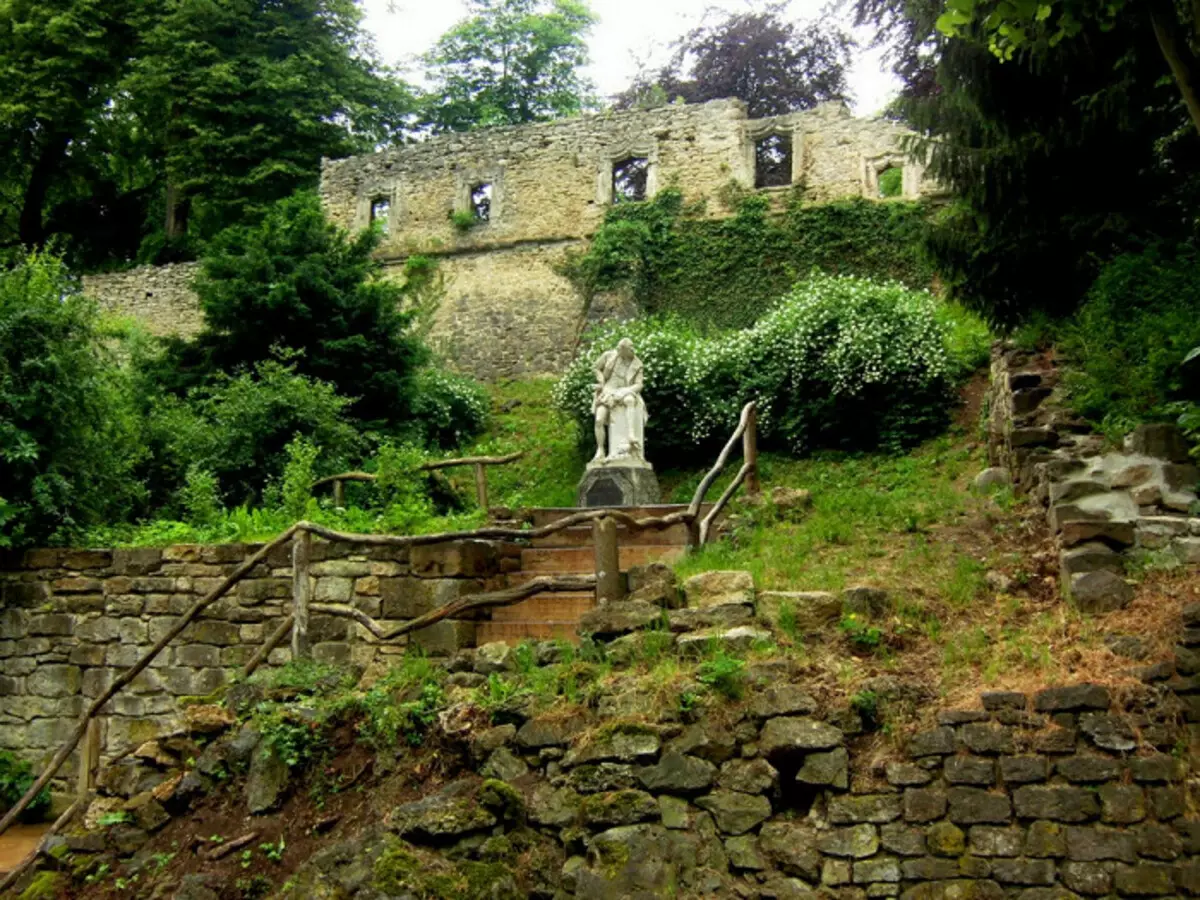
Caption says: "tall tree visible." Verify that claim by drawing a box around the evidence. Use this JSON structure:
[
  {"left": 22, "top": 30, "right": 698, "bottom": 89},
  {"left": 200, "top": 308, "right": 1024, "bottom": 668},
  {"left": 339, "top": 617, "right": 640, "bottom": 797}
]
[
  {"left": 420, "top": 0, "right": 597, "bottom": 132},
  {"left": 934, "top": 0, "right": 1200, "bottom": 137},
  {"left": 616, "top": 6, "right": 853, "bottom": 117},
  {"left": 0, "top": 0, "right": 148, "bottom": 250},
  {"left": 126, "top": 0, "right": 413, "bottom": 249}
]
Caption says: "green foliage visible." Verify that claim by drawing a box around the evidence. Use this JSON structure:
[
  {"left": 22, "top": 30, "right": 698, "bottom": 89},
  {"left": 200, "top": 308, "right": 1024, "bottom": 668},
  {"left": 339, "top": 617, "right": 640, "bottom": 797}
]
[
  {"left": 696, "top": 647, "right": 746, "bottom": 700},
  {"left": 1058, "top": 247, "right": 1200, "bottom": 439},
  {"left": 0, "top": 750, "right": 50, "bottom": 823},
  {"left": 0, "top": 251, "right": 145, "bottom": 546},
  {"left": 564, "top": 190, "right": 937, "bottom": 329},
  {"left": 420, "top": 0, "right": 597, "bottom": 133},
  {"left": 281, "top": 438, "right": 320, "bottom": 521},
  {"left": 556, "top": 273, "right": 969, "bottom": 463},
  {"left": 450, "top": 210, "right": 478, "bottom": 232},
  {"left": 407, "top": 368, "right": 490, "bottom": 450},
  {"left": 178, "top": 465, "right": 222, "bottom": 527},
  {"left": 158, "top": 192, "right": 431, "bottom": 428},
  {"left": 354, "top": 658, "right": 446, "bottom": 750},
  {"left": 878, "top": 166, "right": 903, "bottom": 198},
  {"left": 839, "top": 612, "right": 883, "bottom": 650}
]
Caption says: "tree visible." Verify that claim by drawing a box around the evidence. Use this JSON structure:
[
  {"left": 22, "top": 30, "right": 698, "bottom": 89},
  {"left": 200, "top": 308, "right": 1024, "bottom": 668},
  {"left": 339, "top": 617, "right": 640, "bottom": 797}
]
[
  {"left": 0, "top": 0, "right": 148, "bottom": 250},
  {"left": 854, "top": 0, "right": 1200, "bottom": 325},
  {"left": 420, "top": 0, "right": 597, "bottom": 132},
  {"left": 615, "top": 6, "right": 852, "bottom": 117},
  {"left": 0, "top": 253, "right": 145, "bottom": 546},
  {"left": 126, "top": 0, "right": 413, "bottom": 248},
  {"left": 935, "top": 0, "right": 1200, "bottom": 137},
  {"left": 156, "top": 192, "right": 429, "bottom": 427}
]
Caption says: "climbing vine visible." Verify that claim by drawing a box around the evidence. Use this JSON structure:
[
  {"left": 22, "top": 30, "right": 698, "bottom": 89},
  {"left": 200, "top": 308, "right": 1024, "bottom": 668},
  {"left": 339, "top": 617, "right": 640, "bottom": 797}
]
[{"left": 563, "top": 189, "right": 937, "bottom": 329}]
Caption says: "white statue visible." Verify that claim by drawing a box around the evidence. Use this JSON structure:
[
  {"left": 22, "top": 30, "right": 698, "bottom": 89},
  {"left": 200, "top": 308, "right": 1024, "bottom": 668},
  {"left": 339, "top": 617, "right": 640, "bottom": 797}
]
[{"left": 590, "top": 338, "right": 649, "bottom": 467}]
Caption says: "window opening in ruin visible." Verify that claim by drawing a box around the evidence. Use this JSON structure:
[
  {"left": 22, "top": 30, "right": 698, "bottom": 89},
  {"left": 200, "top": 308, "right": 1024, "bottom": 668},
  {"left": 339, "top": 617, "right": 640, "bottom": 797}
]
[
  {"left": 878, "top": 165, "right": 903, "bottom": 198},
  {"left": 370, "top": 196, "right": 391, "bottom": 234},
  {"left": 471, "top": 183, "right": 493, "bottom": 222},
  {"left": 754, "top": 133, "right": 792, "bottom": 188},
  {"left": 612, "top": 156, "right": 650, "bottom": 203}
]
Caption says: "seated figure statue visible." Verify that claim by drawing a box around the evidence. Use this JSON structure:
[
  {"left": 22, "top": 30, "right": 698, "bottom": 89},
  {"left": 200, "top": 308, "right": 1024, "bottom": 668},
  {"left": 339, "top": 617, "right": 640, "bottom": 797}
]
[{"left": 590, "top": 338, "right": 649, "bottom": 466}]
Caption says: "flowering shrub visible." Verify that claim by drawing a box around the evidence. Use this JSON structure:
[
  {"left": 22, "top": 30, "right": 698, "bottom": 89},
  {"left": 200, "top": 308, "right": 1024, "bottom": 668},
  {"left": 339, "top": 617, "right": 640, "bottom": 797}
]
[
  {"left": 554, "top": 274, "right": 964, "bottom": 462},
  {"left": 407, "top": 367, "right": 490, "bottom": 449}
]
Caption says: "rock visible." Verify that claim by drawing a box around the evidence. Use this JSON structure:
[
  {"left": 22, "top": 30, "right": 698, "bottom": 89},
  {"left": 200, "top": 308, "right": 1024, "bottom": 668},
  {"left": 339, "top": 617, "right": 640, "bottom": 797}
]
[
  {"left": 635, "top": 751, "right": 716, "bottom": 794},
  {"left": 1113, "top": 862, "right": 1176, "bottom": 896},
  {"left": 1060, "top": 519, "right": 1136, "bottom": 548},
  {"left": 946, "top": 787, "right": 1011, "bottom": 824},
  {"left": 1049, "top": 479, "right": 1109, "bottom": 505},
  {"left": 184, "top": 704, "right": 235, "bottom": 735},
  {"left": 568, "top": 763, "right": 636, "bottom": 794},
  {"left": 908, "top": 727, "right": 957, "bottom": 757},
  {"left": 990, "top": 858, "right": 1055, "bottom": 885},
  {"left": 759, "top": 717, "right": 843, "bottom": 758},
  {"left": 245, "top": 743, "right": 289, "bottom": 814},
  {"left": 667, "top": 604, "right": 753, "bottom": 632},
  {"left": 717, "top": 758, "right": 778, "bottom": 794},
  {"left": 658, "top": 795, "right": 689, "bottom": 829},
  {"left": 926, "top": 821, "right": 966, "bottom": 856},
  {"left": 574, "top": 824, "right": 681, "bottom": 899},
  {"left": 528, "top": 784, "right": 581, "bottom": 827},
  {"left": 998, "top": 755, "right": 1049, "bottom": 784},
  {"left": 174, "top": 875, "right": 220, "bottom": 900},
  {"left": 676, "top": 625, "right": 769, "bottom": 655},
  {"left": 1097, "top": 784, "right": 1145, "bottom": 824},
  {"left": 724, "top": 833, "right": 766, "bottom": 870},
  {"left": 579, "top": 789, "right": 659, "bottom": 827},
  {"left": 1033, "top": 683, "right": 1110, "bottom": 712},
  {"left": 626, "top": 563, "right": 682, "bottom": 609},
  {"left": 390, "top": 780, "right": 498, "bottom": 839},
  {"left": 1060, "top": 541, "right": 1123, "bottom": 578},
  {"left": 1055, "top": 754, "right": 1121, "bottom": 783},
  {"left": 842, "top": 586, "right": 890, "bottom": 617},
  {"left": 757, "top": 590, "right": 841, "bottom": 632},
  {"left": 968, "top": 825, "right": 1023, "bottom": 857},
  {"left": 481, "top": 747, "right": 529, "bottom": 782},
  {"left": 854, "top": 856, "right": 902, "bottom": 883},
  {"left": 1111, "top": 462, "right": 1157, "bottom": 488},
  {"left": 818, "top": 824, "right": 880, "bottom": 858},
  {"left": 770, "top": 486, "right": 814, "bottom": 516},
  {"left": 1104, "top": 633, "right": 1147, "bottom": 659},
  {"left": 959, "top": 723, "right": 1015, "bottom": 755},
  {"left": 758, "top": 822, "right": 821, "bottom": 880},
  {"left": 1129, "top": 753, "right": 1185, "bottom": 783},
  {"left": 577, "top": 600, "right": 663, "bottom": 638},
  {"left": 747, "top": 683, "right": 818, "bottom": 719},
  {"left": 565, "top": 726, "right": 660, "bottom": 766},
  {"left": 829, "top": 794, "right": 903, "bottom": 824},
  {"left": 517, "top": 715, "right": 580, "bottom": 749},
  {"left": 1024, "top": 820, "right": 1066, "bottom": 858},
  {"left": 795, "top": 746, "right": 849, "bottom": 789},
  {"left": 881, "top": 822, "right": 927, "bottom": 856},
  {"left": 984, "top": 570, "right": 1012, "bottom": 593},
  {"left": 694, "top": 790, "right": 772, "bottom": 835},
  {"left": 981, "top": 691, "right": 1026, "bottom": 710},
  {"left": 683, "top": 570, "right": 755, "bottom": 608},
  {"left": 886, "top": 763, "right": 933, "bottom": 787},
  {"left": 973, "top": 468, "right": 1012, "bottom": 492},
  {"left": 1012, "top": 785, "right": 1100, "bottom": 822},
  {"left": 473, "top": 641, "right": 514, "bottom": 674},
  {"left": 1126, "top": 423, "right": 1191, "bottom": 463},
  {"left": 1067, "top": 570, "right": 1133, "bottom": 613},
  {"left": 670, "top": 721, "right": 737, "bottom": 763},
  {"left": 1078, "top": 711, "right": 1136, "bottom": 751},
  {"left": 944, "top": 756, "right": 995, "bottom": 786}
]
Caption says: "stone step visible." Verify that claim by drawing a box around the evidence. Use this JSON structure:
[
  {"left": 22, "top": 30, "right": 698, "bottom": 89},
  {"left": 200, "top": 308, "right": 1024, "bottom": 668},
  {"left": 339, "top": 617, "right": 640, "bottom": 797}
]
[
  {"left": 528, "top": 521, "right": 693, "bottom": 549},
  {"left": 518, "top": 545, "right": 687, "bottom": 575}
]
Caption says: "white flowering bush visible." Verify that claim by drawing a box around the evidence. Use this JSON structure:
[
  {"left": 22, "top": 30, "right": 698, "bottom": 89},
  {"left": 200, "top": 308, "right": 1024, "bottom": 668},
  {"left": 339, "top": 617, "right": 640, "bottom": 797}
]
[
  {"left": 555, "top": 273, "right": 964, "bottom": 462},
  {"left": 408, "top": 367, "right": 490, "bottom": 448}
]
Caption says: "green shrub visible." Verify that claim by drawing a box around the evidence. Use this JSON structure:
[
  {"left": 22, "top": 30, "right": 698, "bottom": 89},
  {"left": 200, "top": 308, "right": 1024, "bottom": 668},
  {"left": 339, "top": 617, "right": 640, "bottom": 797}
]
[
  {"left": 554, "top": 273, "right": 962, "bottom": 463},
  {"left": 696, "top": 648, "right": 746, "bottom": 700},
  {"left": 406, "top": 368, "right": 489, "bottom": 449},
  {"left": 0, "top": 751, "right": 51, "bottom": 823},
  {"left": 0, "top": 252, "right": 146, "bottom": 547},
  {"left": 564, "top": 190, "right": 936, "bottom": 329},
  {"left": 1059, "top": 246, "right": 1200, "bottom": 440}
]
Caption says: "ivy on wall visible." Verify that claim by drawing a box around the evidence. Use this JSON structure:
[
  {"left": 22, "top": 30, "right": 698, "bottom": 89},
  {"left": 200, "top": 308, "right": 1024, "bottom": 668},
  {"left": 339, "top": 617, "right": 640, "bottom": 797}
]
[{"left": 564, "top": 188, "right": 936, "bottom": 329}]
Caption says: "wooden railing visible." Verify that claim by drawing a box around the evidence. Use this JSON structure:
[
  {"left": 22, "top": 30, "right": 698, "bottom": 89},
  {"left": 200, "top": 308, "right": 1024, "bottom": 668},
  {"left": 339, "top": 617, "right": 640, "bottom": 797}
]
[
  {"left": 311, "top": 451, "right": 524, "bottom": 510},
  {"left": 0, "top": 403, "right": 759, "bottom": 874}
]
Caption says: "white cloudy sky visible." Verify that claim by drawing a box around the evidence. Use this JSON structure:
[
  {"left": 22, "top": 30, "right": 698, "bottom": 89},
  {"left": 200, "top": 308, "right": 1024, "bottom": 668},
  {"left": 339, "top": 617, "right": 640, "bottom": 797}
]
[{"left": 361, "top": 0, "right": 901, "bottom": 117}]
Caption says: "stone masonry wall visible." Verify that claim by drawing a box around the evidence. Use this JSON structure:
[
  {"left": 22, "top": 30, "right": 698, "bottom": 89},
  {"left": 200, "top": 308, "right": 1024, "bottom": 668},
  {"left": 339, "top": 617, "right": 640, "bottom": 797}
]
[
  {"left": 81, "top": 262, "right": 203, "bottom": 339},
  {"left": 985, "top": 342, "right": 1200, "bottom": 613},
  {"left": 0, "top": 538, "right": 519, "bottom": 790},
  {"left": 80, "top": 101, "right": 936, "bottom": 380}
]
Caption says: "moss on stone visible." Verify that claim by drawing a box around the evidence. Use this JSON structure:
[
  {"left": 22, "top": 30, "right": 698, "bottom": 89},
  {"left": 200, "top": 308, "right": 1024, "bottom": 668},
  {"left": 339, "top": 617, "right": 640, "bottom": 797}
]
[
  {"left": 478, "top": 779, "right": 525, "bottom": 822},
  {"left": 19, "top": 871, "right": 63, "bottom": 900}
]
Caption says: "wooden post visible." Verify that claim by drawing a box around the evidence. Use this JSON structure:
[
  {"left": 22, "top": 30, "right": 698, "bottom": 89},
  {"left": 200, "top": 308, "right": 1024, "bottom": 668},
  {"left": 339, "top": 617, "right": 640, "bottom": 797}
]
[
  {"left": 76, "top": 719, "right": 100, "bottom": 800},
  {"left": 593, "top": 516, "right": 623, "bottom": 605},
  {"left": 291, "top": 529, "right": 312, "bottom": 660},
  {"left": 743, "top": 404, "right": 761, "bottom": 497},
  {"left": 473, "top": 462, "right": 489, "bottom": 511},
  {"left": 333, "top": 478, "right": 345, "bottom": 508}
]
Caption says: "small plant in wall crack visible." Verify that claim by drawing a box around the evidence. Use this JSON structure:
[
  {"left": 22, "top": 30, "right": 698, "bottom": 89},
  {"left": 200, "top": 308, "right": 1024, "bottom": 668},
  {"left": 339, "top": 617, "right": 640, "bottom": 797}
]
[{"left": 450, "top": 210, "right": 477, "bottom": 233}]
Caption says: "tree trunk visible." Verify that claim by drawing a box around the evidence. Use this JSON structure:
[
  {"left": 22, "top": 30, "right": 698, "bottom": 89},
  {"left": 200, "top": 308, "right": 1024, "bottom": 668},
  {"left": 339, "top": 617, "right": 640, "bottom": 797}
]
[
  {"left": 1148, "top": 0, "right": 1200, "bottom": 138},
  {"left": 18, "top": 133, "right": 69, "bottom": 248},
  {"left": 164, "top": 179, "right": 190, "bottom": 240}
]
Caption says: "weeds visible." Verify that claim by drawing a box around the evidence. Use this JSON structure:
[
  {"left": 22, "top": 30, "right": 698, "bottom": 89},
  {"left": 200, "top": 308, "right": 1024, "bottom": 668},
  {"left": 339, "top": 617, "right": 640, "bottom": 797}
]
[{"left": 696, "top": 646, "right": 746, "bottom": 700}]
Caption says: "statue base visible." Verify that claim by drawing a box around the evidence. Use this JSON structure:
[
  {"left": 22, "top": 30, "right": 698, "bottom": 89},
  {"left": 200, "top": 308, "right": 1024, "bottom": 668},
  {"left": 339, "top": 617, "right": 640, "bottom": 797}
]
[{"left": 577, "top": 463, "right": 661, "bottom": 508}]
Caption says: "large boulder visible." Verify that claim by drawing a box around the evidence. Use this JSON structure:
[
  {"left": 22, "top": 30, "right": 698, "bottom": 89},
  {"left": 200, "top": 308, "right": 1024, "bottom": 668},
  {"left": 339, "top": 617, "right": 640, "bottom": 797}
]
[
  {"left": 245, "top": 743, "right": 290, "bottom": 814},
  {"left": 390, "top": 780, "right": 499, "bottom": 840},
  {"left": 683, "top": 571, "right": 754, "bottom": 609},
  {"left": 757, "top": 591, "right": 841, "bottom": 632},
  {"left": 578, "top": 600, "right": 663, "bottom": 638}
]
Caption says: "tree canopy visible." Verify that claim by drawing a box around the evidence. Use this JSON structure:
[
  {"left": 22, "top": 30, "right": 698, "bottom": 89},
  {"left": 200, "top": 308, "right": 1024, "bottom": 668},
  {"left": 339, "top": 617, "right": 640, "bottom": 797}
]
[
  {"left": 616, "top": 6, "right": 852, "bottom": 117},
  {"left": 419, "top": 0, "right": 597, "bottom": 132}
]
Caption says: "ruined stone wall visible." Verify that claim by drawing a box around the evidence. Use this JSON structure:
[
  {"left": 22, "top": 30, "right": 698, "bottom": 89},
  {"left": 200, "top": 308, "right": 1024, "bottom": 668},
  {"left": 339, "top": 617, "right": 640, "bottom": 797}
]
[
  {"left": 81, "top": 263, "right": 204, "bottom": 338},
  {"left": 0, "top": 538, "right": 518, "bottom": 790}
]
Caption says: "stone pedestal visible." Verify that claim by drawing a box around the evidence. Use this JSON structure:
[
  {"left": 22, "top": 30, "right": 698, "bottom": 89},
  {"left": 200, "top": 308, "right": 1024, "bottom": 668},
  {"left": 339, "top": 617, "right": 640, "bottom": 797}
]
[{"left": 577, "top": 464, "right": 661, "bottom": 508}]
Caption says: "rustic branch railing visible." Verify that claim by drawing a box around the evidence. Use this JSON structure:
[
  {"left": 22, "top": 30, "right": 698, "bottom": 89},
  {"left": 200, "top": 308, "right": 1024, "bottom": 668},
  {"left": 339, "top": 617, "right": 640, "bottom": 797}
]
[
  {"left": 311, "top": 451, "right": 524, "bottom": 509},
  {"left": 0, "top": 404, "right": 759, "bottom": 852}
]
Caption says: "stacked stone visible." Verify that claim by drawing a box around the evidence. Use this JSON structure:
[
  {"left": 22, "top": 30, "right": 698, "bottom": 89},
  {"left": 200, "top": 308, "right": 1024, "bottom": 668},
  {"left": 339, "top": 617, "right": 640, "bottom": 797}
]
[
  {"left": 0, "top": 537, "right": 518, "bottom": 789},
  {"left": 81, "top": 262, "right": 204, "bottom": 339},
  {"left": 986, "top": 342, "right": 1200, "bottom": 613}
]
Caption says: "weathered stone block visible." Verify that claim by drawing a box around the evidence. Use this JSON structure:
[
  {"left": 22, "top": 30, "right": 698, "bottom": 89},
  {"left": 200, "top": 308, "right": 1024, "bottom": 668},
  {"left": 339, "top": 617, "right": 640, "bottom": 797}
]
[
  {"left": 888, "top": 762, "right": 933, "bottom": 787},
  {"left": 1098, "top": 784, "right": 1145, "bottom": 824},
  {"left": 1000, "top": 755, "right": 1049, "bottom": 784},
  {"left": 909, "top": 727, "right": 957, "bottom": 757},
  {"left": 1024, "top": 821, "right": 1066, "bottom": 858},
  {"left": 945, "top": 756, "right": 995, "bottom": 786},
  {"left": 1059, "top": 860, "right": 1111, "bottom": 895},
  {"left": 1129, "top": 753, "right": 1184, "bottom": 783},
  {"left": 759, "top": 821, "right": 820, "bottom": 880},
  {"left": 881, "top": 822, "right": 926, "bottom": 856},
  {"left": 969, "top": 826, "right": 1023, "bottom": 857},
  {"left": 946, "top": 787, "right": 1011, "bottom": 824},
  {"left": 1113, "top": 862, "right": 1176, "bottom": 896},
  {"left": 1066, "top": 825, "right": 1136, "bottom": 862},
  {"left": 759, "top": 716, "right": 843, "bottom": 756},
  {"left": 796, "top": 746, "right": 848, "bottom": 789},
  {"left": 1013, "top": 785, "right": 1099, "bottom": 822},
  {"left": 989, "top": 858, "right": 1054, "bottom": 885},
  {"left": 694, "top": 789, "right": 771, "bottom": 835},
  {"left": 410, "top": 540, "right": 498, "bottom": 577},
  {"left": 410, "top": 619, "right": 476, "bottom": 655},
  {"left": 829, "top": 794, "right": 903, "bottom": 824},
  {"left": 1134, "top": 822, "right": 1182, "bottom": 861},
  {"left": 27, "top": 664, "right": 81, "bottom": 697},
  {"left": 927, "top": 821, "right": 966, "bottom": 856},
  {"left": 897, "top": 879, "right": 1003, "bottom": 900},
  {"left": 818, "top": 824, "right": 880, "bottom": 858},
  {"left": 1056, "top": 754, "right": 1121, "bottom": 783},
  {"left": 904, "top": 789, "right": 948, "bottom": 823},
  {"left": 854, "top": 856, "right": 901, "bottom": 884},
  {"left": 27, "top": 614, "right": 74, "bottom": 636}
]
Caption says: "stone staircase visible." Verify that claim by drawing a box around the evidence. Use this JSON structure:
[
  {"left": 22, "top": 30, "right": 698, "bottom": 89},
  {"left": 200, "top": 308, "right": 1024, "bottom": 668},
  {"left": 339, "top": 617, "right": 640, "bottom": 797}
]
[{"left": 475, "top": 505, "right": 700, "bottom": 644}]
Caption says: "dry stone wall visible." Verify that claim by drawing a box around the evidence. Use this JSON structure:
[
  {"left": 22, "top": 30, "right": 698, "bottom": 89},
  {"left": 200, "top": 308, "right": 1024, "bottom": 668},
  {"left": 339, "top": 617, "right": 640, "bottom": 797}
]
[
  {"left": 985, "top": 342, "right": 1200, "bottom": 613},
  {"left": 0, "top": 537, "right": 519, "bottom": 789},
  {"left": 80, "top": 263, "right": 203, "bottom": 338}
]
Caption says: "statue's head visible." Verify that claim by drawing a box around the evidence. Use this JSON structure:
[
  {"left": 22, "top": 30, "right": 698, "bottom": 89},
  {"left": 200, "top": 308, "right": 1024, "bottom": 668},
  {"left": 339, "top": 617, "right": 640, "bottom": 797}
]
[{"left": 617, "top": 338, "right": 635, "bottom": 361}]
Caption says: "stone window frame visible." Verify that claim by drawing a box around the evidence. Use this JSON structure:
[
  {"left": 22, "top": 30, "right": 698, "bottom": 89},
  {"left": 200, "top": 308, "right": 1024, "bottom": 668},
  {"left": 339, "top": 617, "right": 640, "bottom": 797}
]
[
  {"left": 863, "top": 154, "right": 910, "bottom": 200},
  {"left": 357, "top": 185, "right": 400, "bottom": 233},
  {"left": 744, "top": 119, "right": 804, "bottom": 191},
  {"left": 596, "top": 141, "right": 659, "bottom": 206},
  {"left": 454, "top": 168, "right": 505, "bottom": 226}
]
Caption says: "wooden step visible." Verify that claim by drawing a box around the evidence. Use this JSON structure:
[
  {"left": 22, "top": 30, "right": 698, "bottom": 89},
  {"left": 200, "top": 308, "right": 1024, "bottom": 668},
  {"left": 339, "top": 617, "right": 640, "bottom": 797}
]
[
  {"left": 519, "top": 545, "right": 686, "bottom": 574},
  {"left": 476, "top": 621, "right": 580, "bottom": 644},
  {"left": 487, "top": 591, "right": 594, "bottom": 623},
  {"left": 528, "top": 521, "right": 693, "bottom": 549}
]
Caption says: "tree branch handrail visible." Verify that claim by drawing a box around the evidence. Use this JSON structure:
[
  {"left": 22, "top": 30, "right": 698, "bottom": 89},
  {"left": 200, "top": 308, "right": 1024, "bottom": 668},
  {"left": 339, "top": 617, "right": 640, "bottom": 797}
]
[{"left": 310, "top": 452, "right": 524, "bottom": 490}]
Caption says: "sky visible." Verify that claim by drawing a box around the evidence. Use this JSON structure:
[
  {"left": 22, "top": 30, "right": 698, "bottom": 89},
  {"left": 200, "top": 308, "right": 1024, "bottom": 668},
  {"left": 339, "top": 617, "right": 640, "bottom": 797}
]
[{"left": 360, "top": 0, "right": 902, "bottom": 117}]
